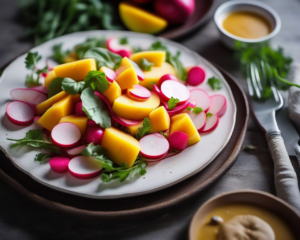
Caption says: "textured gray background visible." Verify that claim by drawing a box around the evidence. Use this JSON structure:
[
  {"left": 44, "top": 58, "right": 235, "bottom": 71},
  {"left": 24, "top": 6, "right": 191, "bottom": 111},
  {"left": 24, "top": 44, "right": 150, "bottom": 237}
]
[{"left": 0, "top": 0, "right": 300, "bottom": 239}]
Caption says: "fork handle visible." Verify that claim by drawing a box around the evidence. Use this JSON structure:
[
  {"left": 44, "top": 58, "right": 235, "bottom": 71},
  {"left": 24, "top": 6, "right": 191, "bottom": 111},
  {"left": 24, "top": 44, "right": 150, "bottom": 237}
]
[{"left": 268, "top": 133, "right": 300, "bottom": 212}]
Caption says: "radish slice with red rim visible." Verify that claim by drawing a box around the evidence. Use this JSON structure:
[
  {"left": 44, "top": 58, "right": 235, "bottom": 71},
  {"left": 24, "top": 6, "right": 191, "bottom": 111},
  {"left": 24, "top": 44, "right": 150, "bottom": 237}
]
[
  {"left": 51, "top": 122, "right": 81, "bottom": 148},
  {"left": 209, "top": 95, "right": 227, "bottom": 117},
  {"left": 32, "top": 85, "right": 48, "bottom": 95},
  {"left": 167, "top": 101, "right": 190, "bottom": 116},
  {"left": 160, "top": 80, "right": 190, "bottom": 104},
  {"left": 199, "top": 114, "right": 219, "bottom": 133},
  {"left": 189, "top": 88, "right": 211, "bottom": 112},
  {"left": 10, "top": 88, "right": 47, "bottom": 105},
  {"left": 186, "top": 111, "right": 206, "bottom": 132},
  {"left": 106, "top": 37, "right": 132, "bottom": 58},
  {"left": 65, "top": 145, "right": 86, "bottom": 157},
  {"left": 101, "top": 66, "right": 117, "bottom": 83},
  {"left": 187, "top": 66, "right": 206, "bottom": 86},
  {"left": 6, "top": 101, "right": 35, "bottom": 126},
  {"left": 49, "top": 157, "right": 70, "bottom": 173},
  {"left": 139, "top": 133, "right": 169, "bottom": 159},
  {"left": 127, "top": 84, "right": 151, "bottom": 101},
  {"left": 68, "top": 156, "right": 103, "bottom": 179},
  {"left": 158, "top": 74, "right": 179, "bottom": 88}
]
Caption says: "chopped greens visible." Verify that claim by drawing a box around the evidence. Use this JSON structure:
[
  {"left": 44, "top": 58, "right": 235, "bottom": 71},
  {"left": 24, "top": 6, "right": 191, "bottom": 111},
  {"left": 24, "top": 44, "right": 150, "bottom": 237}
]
[
  {"left": 167, "top": 97, "right": 179, "bottom": 110},
  {"left": 193, "top": 107, "right": 203, "bottom": 114},
  {"left": 81, "top": 143, "right": 106, "bottom": 157},
  {"left": 139, "top": 58, "right": 154, "bottom": 71},
  {"left": 135, "top": 118, "right": 152, "bottom": 140},
  {"left": 119, "top": 37, "right": 128, "bottom": 45},
  {"left": 84, "top": 70, "right": 109, "bottom": 93},
  {"left": 61, "top": 78, "right": 85, "bottom": 95},
  {"left": 186, "top": 106, "right": 192, "bottom": 111},
  {"left": 206, "top": 112, "right": 213, "bottom": 119},
  {"left": 208, "top": 77, "right": 222, "bottom": 90}
]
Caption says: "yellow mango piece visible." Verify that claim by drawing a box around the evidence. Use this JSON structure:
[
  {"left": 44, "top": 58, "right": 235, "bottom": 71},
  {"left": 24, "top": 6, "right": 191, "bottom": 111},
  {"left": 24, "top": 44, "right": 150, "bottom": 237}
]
[
  {"left": 113, "top": 92, "right": 160, "bottom": 120},
  {"left": 102, "top": 81, "right": 122, "bottom": 105},
  {"left": 170, "top": 113, "right": 201, "bottom": 146},
  {"left": 101, "top": 127, "right": 140, "bottom": 167},
  {"left": 119, "top": 3, "right": 167, "bottom": 34},
  {"left": 44, "top": 70, "right": 57, "bottom": 89},
  {"left": 116, "top": 67, "right": 139, "bottom": 90},
  {"left": 115, "top": 57, "right": 133, "bottom": 75},
  {"left": 53, "top": 58, "right": 96, "bottom": 81},
  {"left": 38, "top": 95, "right": 75, "bottom": 131},
  {"left": 59, "top": 115, "right": 88, "bottom": 135},
  {"left": 126, "top": 121, "right": 143, "bottom": 136},
  {"left": 130, "top": 51, "right": 166, "bottom": 67},
  {"left": 149, "top": 106, "right": 170, "bottom": 133},
  {"left": 139, "top": 62, "right": 176, "bottom": 89},
  {"left": 36, "top": 91, "right": 69, "bottom": 116}
]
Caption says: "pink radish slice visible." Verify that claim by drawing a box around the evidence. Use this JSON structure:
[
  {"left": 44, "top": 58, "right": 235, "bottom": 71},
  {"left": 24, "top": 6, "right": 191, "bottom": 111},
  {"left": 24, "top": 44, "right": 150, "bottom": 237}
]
[
  {"left": 186, "top": 111, "right": 206, "bottom": 132},
  {"left": 161, "top": 80, "right": 190, "bottom": 104},
  {"left": 189, "top": 88, "right": 211, "bottom": 112},
  {"left": 106, "top": 37, "right": 132, "bottom": 58},
  {"left": 6, "top": 101, "right": 35, "bottom": 126},
  {"left": 128, "top": 84, "right": 151, "bottom": 100},
  {"left": 168, "top": 131, "right": 189, "bottom": 151},
  {"left": 139, "top": 133, "right": 170, "bottom": 159},
  {"left": 189, "top": 101, "right": 196, "bottom": 108},
  {"left": 167, "top": 101, "right": 190, "bottom": 116},
  {"left": 118, "top": 49, "right": 131, "bottom": 58},
  {"left": 68, "top": 156, "right": 103, "bottom": 179},
  {"left": 199, "top": 114, "right": 219, "bottom": 133},
  {"left": 49, "top": 157, "right": 70, "bottom": 173},
  {"left": 75, "top": 102, "right": 86, "bottom": 116},
  {"left": 34, "top": 116, "right": 43, "bottom": 128},
  {"left": 85, "top": 126, "right": 104, "bottom": 145},
  {"left": 209, "top": 95, "right": 227, "bottom": 117},
  {"left": 101, "top": 66, "right": 117, "bottom": 83},
  {"left": 51, "top": 122, "right": 81, "bottom": 148},
  {"left": 87, "top": 119, "right": 97, "bottom": 127},
  {"left": 153, "top": 85, "right": 169, "bottom": 109},
  {"left": 10, "top": 88, "right": 47, "bottom": 105},
  {"left": 65, "top": 145, "right": 86, "bottom": 157},
  {"left": 130, "top": 60, "right": 145, "bottom": 81},
  {"left": 32, "top": 85, "right": 48, "bottom": 94},
  {"left": 158, "top": 74, "right": 179, "bottom": 88},
  {"left": 187, "top": 66, "right": 206, "bottom": 86}
]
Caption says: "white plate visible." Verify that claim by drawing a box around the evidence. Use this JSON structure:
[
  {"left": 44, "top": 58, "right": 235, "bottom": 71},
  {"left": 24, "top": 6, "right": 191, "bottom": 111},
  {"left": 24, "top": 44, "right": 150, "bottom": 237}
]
[{"left": 0, "top": 31, "right": 236, "bottom": 199}]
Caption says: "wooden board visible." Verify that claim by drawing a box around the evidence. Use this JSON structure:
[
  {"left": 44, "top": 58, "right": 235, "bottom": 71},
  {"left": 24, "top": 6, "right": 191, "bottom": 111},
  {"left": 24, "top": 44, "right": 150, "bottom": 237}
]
[{"left": 0, "top": 65, "right": 248, "bottom": 221}]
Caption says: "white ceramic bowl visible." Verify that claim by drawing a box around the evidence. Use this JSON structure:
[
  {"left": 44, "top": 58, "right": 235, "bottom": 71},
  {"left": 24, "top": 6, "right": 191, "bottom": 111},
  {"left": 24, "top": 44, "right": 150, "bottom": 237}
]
[{"left": 214, "top": 0, "right": 281, "bottom": 49}]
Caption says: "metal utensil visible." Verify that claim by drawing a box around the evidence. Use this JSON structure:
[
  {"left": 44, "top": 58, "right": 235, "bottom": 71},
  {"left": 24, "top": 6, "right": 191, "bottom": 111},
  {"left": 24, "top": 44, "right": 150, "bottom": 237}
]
[{"left": 247, "top": 67, "right": 300, "bottom": 212}]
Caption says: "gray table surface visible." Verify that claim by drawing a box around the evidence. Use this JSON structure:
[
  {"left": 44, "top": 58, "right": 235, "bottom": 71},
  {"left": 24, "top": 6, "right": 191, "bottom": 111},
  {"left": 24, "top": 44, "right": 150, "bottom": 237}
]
[{"left": 0, "top": 0, "right": 300, "bottom": 239}]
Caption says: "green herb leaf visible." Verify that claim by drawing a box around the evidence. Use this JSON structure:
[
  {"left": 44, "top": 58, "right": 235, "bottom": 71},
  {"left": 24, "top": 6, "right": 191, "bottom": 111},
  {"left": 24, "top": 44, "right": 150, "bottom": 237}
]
[
  {"left": 135, "top": 118, "right": 152, "bottom": 140},
  {"left": 186, "top": 106, "right": 192, "bottom": 111},
  {"left": 34, "top": 153, "right": 51, "bottom": 162},
  {"left": 150, "top": 81, "right": 156, "bottom": 85},
  {"left": 48, "top": 77, "right": 64, "bottom": 98},
  {"left": 61, "top": 78, "right": 85, "bottom": 95},
  {"left": 193, "top": 107, "right": 203, "bottom": 114},
  {"left": 94, "top": 155, "right": 116, "bottom": 172},
  {"left": 24, "top": 51, "right": 46, "bottom": 87},
  {"left": 133, "top": 46, "right": 143, "bottom": 53},
  {"left": 168, "top": 97, "right": 179, "bottom": 110},
  {"left": 208, "top": 77, "right": 222, "bottom": 90},
  {"left": 83, "top": 47, "right": 122, "bottom": 70},
  {"left": 139, "top": 58, "right": 154, "bottom": 71},
  {"left": 206, "top": 112, "right": 213, "bottom": 119},
  {"left": 25, "top": 52, "right": 41, "bottom": 70},
  {"left": 81, "top": 143, "right": 106, "bottom": 157},
  {"left": 52, "top": 43, "right": 69, "bottom": 63},
  {"left": 84, "top": 70, "right": 109, "bottom": 93},
  {"left": 74, "top": 38, "right": 106, "bottom": 60},
  {"left": 119, "top": 37, "right": 128, "bottom": 45},
  {"left": 81, "top": 88, "right": 111, "bottom": 128}
]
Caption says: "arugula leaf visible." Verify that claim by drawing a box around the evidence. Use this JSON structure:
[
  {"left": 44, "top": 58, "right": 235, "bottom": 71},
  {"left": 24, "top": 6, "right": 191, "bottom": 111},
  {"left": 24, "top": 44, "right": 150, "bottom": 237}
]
[
  {"left": 81, "top": 88, "right": 111, "bottom": 128},
  {"left": 119, "top": 37, "right": 128, "bottom": 45},
  {"left": 84, "top": 71, "right": 109, "bottom": 93},
  {"left": 62, "top": 78, "right": 85, "bottom": 95},
  {"left": 206, "top": 112, "right": 213, "bottom": 119},
  {"left": 83, "top": 47, "right": 122, "bottom": 70},
  {"left": 168, "top": 97, "right": 179, "bottom": 110},
  {"left": 208, "top": 77, "right": 222, "bottom": 90},
  {"left": 139, "top": 58, "right": 154, "bottom": 71},
  {"left": 52, "top": 43, "right": 69, "bottom": 63},
  {"left": 81, "top": 143, "right": 106, "bottom": 157},
  {"left": 193, "top": 107, "right": 203, "bottom": 114},
  {"left": 135, "top": 118, "right": 152, "bottom": 140},
  {"left": 48, "top": 77, "right": 64, "bottom": 98},
  {"left": 34, "top": 153, "right": 51, "bottom": 162}
]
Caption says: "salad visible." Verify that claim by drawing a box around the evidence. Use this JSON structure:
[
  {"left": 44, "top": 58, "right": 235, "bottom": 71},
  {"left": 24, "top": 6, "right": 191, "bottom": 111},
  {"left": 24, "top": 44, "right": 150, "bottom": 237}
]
[{"left": 5, "top": 37, "right": 227, "bottom": 184}]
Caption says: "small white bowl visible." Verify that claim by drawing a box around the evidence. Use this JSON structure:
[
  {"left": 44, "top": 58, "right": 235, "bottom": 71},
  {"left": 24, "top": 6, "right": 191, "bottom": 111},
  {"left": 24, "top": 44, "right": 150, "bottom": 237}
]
[{"left": 214, "top": 0, "right": 281, "bottom": 49}]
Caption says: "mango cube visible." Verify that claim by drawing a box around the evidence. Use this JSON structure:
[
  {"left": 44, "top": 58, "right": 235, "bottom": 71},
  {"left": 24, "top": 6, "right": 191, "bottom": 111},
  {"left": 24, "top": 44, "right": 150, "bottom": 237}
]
[
  {"left": 112, "top": 92, "right": 160, "bottom": 120},
  {"left": 127, "top": 121, "right": 143, "bottom": 136},
  {"left": 130, "top": 51, "right": 166, "bottom": 67},
  {"left": 101, "top": 127, "right": 140, "bottom": 167},
  {"left": 149, "top": 106, "right": 170, "bottom": 133},
  {"left": 170, "top": 113, "right": 201, "bottom": 146},
  {"left": 38, "top": 95, "right": 75, "bottom": 131},
  {"left": 36, "top": 91, "right": 69, "bottom": 116},
  {"left": 44, "top": 70, "right": 57, "bottom": 89},
  {"left": 116, "top": 67, "right": 139, "bottom": 90},
  {"left": 59, "top": 115, "right": 88, "bottom": 135},
  {"left": 102, "top": 81, "right": 122, "bottom": 105},
  {"left": 53, "top": 58, "right": 96, "bottom": 81}
]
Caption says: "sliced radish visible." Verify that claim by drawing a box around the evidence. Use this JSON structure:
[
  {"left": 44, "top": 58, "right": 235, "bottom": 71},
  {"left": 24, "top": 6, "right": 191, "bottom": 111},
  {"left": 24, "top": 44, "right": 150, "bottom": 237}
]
[
  {"left": 161, "top": 80, "right": 190, "bottom": 104},
  {"left": 85, "top": 126, "right": 104, "bottom": 145},
  {"left": 127, "top": 84, "right": 151, "bottom": 101},
  {"left": 68, "top": 156, "right": 103, "bottom": 179},
  {"left": 189, "top": 101, "right": 197, "bottom": 108},
  {"left": 32, "top": 85, "right": 48, "bottom": 95},
  {"left": 186, "top": 111, "right": 206, "bottom": 132},
  {"left": 34, "top": 116, "right": 43, "bottom": 128},
  {"left": 167, "top": 101, "right": 190, "bottom": 116},
  {"left": 106, "top": 37, "right": 132, "bottom": 58},
  {"left": 168, "top": 131, "right": 189, "bottom": 151},
  {"left": 199, "top": 114, "right": 219, "bottom": 133},
  {"left": 130, "top": 60, "right": 145, "bottom": 81},
  {"left": 65, "top": 145, "right": 87, "bottom": 157},
  {"left": 158, "top": 74, "right": 180, "bottom": 88},
  {"left": 75, "top": 102, "right": 86, "bottom": 116},
  {"left": 209, "top": 95, "right": 227, "bottom": 117},
  {"left": 10, "top": 88, "right": 47, "bottom": 105},
  {"left": 51, "top": 122, "right": 81, "bottom": 148},
  {"left": 49, "top": 157, "right": 70, "bottom": 173},
  {"left": 101, "top": 66, "right": 117, "bottom": 83},
  {"left": 87, "top": 119, "right": 97, "bottom": 127},
  {"left": 139, "top": 133, "right": 169, "bottom": 159},
  {"left": 6, "top": 101, "right": 35, "bottom": 126},
  {"left": 187, "top": 66, "right": 206, "bottom": 86},
  {"left": 189, "top": 88, "right": 211, "bottom": 112},
  {"left": 118, "top": 49, "right": 131, "bottom": 58}
]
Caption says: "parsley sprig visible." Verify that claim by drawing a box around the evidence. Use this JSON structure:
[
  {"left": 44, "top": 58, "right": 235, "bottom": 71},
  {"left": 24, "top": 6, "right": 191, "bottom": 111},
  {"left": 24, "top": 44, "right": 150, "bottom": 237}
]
[
  {"left": 135, "top": 118, "right": 152, "bottom": 140},
  {"left": 167, "top": 97, "right": 179, "bottom": 110},
  {"left": 25, "top": 52, "right": 48, "bottom": 87}
]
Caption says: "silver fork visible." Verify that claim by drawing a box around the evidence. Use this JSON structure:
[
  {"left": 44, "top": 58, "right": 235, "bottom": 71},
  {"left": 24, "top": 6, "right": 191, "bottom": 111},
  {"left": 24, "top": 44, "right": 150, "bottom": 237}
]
[{"left": 247, "top": 63, "right": 300, "bottom": 212}]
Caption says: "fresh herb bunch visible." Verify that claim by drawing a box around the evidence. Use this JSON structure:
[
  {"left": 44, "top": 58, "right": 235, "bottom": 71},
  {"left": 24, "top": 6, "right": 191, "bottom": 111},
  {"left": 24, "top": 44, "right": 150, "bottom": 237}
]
[
  {"left": 25, "top": 52, "right": 48, "bottom": 87},
  {"left": 235, "top": 41, "right": 300, "bottom": 100},
  {"left": 20, "top": 0, "right": 122, "bottom": 44}
]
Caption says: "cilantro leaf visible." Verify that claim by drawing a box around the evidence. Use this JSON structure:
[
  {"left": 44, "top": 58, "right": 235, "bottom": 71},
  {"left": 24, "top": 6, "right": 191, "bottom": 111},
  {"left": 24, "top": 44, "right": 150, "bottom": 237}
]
[
  {"left": 193, "top": 107, "right": 203, "bottom": 114},
  {"left": 168, "top": 97, "right": 179, "bottom": 110},
  {"left": 24, "top": 51, "right": 47, "bottom": 87},
  {"left": 135, "top": 118, "right": 152, "bottom": 140},
  {"left": 52, "top": 43, "right": 69, "bottom": 64},
  {"left": 186, "top": 106, "right": 192, "bottom": 111},
  {"left": 48, "top": 77, "right": 64, "bottom": 98},
  {"left": 25, "top": 52, "right": 41, "bottom": 70},
  {"left": 34, "top": 153, "right": 51, "bottom": 162},
  {"left": 61, "top": 78, "right": 85, "bottom": 95},
  {"left": 139, "top": 58, "right": 154, "bottom": 71},
  {"left": 81, "top": 143, "right": 106, "bottom": 157},
  {"left": 208, "top": 77, "right": 222, "bottom": 90},
  {"left": 206, "top": 112, "right": 213, "bottom": 119},
  {"left": 84, "top": 71, "right": 109, "bottom": 93},
  {"left": 81, "top": 88, "right": 111, "bottom": 128},
  {"left": 119, "top": 37, "right": 128, "bottom": 45}
]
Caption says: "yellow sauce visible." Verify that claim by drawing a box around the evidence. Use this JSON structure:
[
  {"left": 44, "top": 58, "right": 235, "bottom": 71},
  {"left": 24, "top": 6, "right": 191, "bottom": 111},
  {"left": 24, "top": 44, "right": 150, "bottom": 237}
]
[
  {"left": 223, "top": 11, "right": 271, "bottom": 39},
  {"left": 197, "top": 203, "right": 296, "bottom": 240}
]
